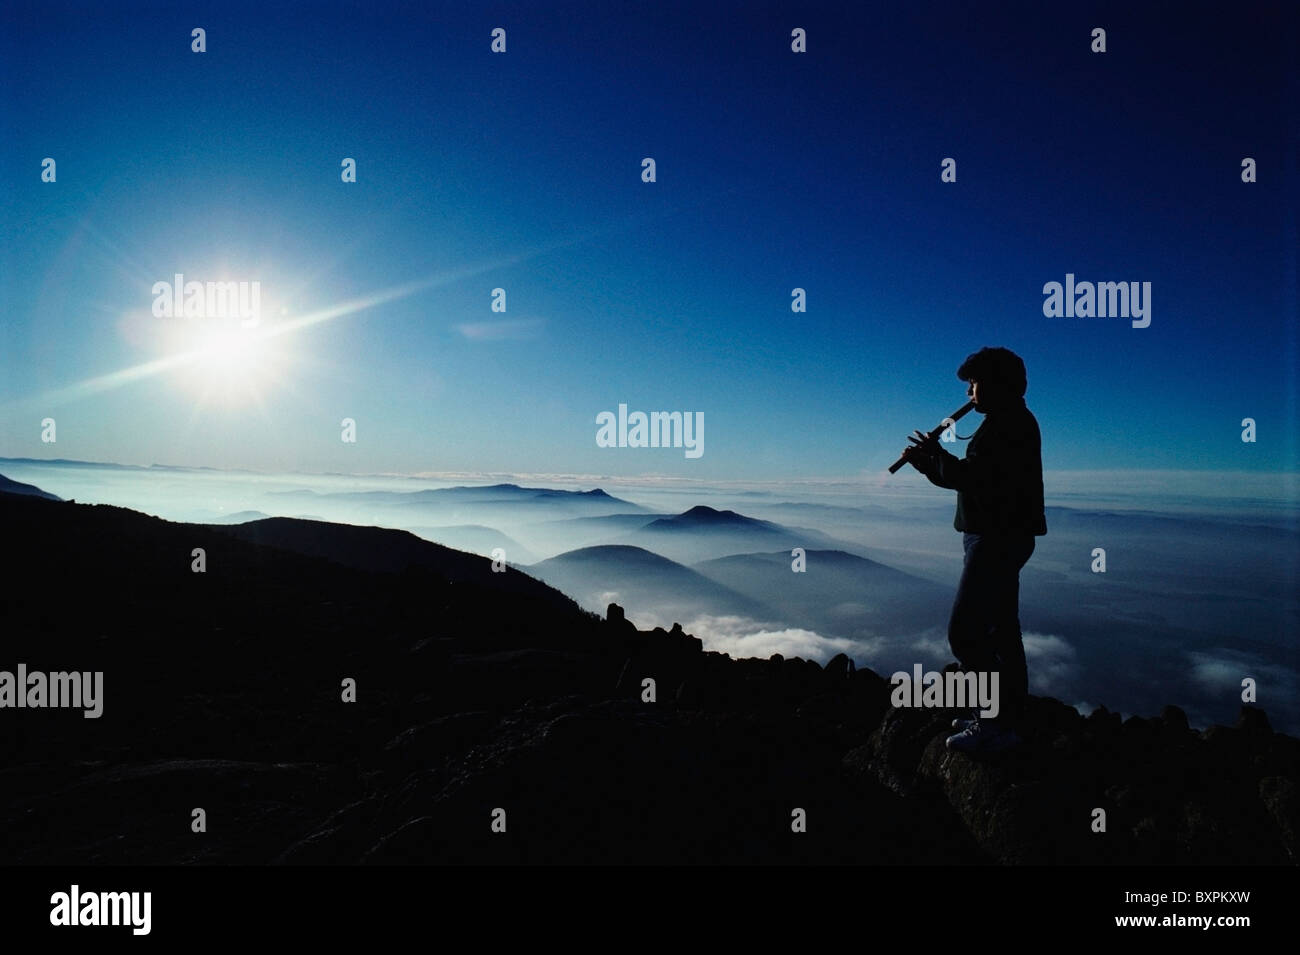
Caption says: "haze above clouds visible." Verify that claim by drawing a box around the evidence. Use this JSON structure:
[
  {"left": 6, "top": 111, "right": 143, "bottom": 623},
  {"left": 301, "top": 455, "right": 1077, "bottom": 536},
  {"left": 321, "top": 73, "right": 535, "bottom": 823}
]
[{"left": 4, "top": 458, "right": 1295, "bottom": 733}]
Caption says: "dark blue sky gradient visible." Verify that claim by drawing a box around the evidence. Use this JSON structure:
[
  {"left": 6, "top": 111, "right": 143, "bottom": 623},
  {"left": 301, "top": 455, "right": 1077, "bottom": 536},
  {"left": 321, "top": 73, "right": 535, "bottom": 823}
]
[{"left": 1, "top": 0, "right": 1295, "bottom": 478}]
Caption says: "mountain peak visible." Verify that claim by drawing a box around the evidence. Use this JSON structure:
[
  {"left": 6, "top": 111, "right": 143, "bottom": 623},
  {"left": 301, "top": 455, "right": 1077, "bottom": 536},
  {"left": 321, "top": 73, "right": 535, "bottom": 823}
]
[
  {"left": 637, "top": 505, "right": 777, "bottom": 538},
  {"left": 677, "top": 505, "right": 753, "bottom": 523}
]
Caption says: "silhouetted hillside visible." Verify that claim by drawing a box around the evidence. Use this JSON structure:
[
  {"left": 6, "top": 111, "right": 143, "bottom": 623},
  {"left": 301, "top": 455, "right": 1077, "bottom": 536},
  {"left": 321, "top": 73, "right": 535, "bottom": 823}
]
[
  {"left": 409, "top": 524, "right": 539, "bottom": 565},
  {"left": 0, "top": 492, "right": 1294, "bottom": 865},
  {"left": 0, "top": 472, "right": 60, "bottom": 500},
  {"left": 212, "top": 516, "right": 577, "bottom": 615}
]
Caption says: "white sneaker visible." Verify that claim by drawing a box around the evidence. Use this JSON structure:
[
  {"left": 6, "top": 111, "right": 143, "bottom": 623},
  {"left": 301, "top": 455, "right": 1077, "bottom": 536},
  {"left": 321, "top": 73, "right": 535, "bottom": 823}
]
[{"left": 945, "top": 720, "right": 1021, "bottom": 755}]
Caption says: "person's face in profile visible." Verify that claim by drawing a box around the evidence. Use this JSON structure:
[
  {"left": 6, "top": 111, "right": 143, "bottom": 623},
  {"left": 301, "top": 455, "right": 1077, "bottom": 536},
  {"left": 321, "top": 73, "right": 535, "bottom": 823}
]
[{"left": 966, "top": 378, "right": 1003, "bottom": 413}]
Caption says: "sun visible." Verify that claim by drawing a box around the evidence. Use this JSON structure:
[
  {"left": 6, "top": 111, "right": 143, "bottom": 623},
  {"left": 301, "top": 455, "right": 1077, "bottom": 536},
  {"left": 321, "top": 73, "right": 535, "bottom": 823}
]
[
  {"left": 195, "top": 323, "right": 259, "bottom": 375},
  {"left": 176, "top": 318, "right": 285, "bottom": 406}
]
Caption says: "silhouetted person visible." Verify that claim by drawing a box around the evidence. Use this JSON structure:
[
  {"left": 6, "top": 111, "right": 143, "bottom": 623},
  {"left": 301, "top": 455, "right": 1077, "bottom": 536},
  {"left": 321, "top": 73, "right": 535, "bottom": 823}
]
[{"left": 901, "top": 347, "right": 1046, "bottom": 754}]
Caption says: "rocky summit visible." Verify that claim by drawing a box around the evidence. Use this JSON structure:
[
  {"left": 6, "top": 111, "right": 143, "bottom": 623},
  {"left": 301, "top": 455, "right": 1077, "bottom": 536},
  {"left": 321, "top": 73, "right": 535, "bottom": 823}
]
[{"left": 0, "top": 491, "right": 1294, "bottom": 865}]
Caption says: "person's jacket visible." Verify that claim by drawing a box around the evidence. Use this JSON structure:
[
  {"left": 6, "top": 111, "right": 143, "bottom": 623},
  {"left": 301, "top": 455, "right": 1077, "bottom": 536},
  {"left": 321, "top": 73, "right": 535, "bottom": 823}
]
[{"left": 915, "top": 395, "right": 1047, "bottom": 536}]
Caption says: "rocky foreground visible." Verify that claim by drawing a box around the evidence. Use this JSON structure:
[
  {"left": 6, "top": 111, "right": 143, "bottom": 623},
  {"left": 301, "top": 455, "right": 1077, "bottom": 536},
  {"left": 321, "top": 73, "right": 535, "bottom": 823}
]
[{"left": 0, "top": 491, "right": 1295, "bottom": 865}]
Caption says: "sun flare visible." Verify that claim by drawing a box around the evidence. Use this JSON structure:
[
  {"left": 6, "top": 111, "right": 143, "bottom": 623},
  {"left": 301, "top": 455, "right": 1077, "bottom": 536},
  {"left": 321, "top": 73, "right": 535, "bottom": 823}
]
[{"left": 177, "top": 319, "right": 284, "bottom": 405}]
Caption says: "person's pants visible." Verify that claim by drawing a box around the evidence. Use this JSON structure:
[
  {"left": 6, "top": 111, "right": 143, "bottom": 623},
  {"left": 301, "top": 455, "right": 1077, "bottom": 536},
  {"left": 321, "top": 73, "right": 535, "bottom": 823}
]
[{"left": 948, "top": 531, "right": 1036, "bottom": 728}]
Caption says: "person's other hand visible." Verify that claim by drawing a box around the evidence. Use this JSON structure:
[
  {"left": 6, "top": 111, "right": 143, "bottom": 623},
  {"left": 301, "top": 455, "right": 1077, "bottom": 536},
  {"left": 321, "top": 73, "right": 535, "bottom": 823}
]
[{"left": 902, "top": 430, "right": 938, "bottom": 470}]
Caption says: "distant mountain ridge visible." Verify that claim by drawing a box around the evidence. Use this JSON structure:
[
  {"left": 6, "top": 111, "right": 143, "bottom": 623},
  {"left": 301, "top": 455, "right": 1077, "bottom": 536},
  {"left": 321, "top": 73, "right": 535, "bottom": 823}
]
[
  {"left": 529, "top": 544, "right": 773, "bottom": 622},
  {"left": 693, "top": 549, "right": 952, "bottom": 639},
  {"left": 0, "top": 472, "right": 61, "bottom": 500},
  {"left": 624, "top": 504, "right": 869, "bottom": 565},
  {"left": 207, "top": 510, "right": 272, "bottom": 524},
  {"left": 269, "top": 483, "right": 639, "bottom": 507},
  {"left": 643, "top": 505, "right": 780, "bottom": 531}
]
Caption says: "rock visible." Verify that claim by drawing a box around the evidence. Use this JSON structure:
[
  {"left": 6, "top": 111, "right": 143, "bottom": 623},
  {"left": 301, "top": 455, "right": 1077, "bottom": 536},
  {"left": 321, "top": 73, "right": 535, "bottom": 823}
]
[
  {"left": 1087, "top": 705, "right": 1122, "bottom": 732},
  {"left": 380, "top": 711, "right": 497, "bottom": 774},
  {"left": 1025, "top": 697, "right": 1083, "bottom": 736},
  {"left": 1160, "top": 705, "right": 1189, "bottom": 733},
  {"left": 605, "top": 602, "right": 639, "bottom": 647},
  {"left": 852, "top": 705, "right": 951, "bottom": 796},
  {"left": 675, "top": 678, "right": 698, "bottom": 707},
  {"left": 1201, "top": 724, "right": 1236, "bottom": 745},
  {"left": 1236, "top": 706, "right": 1272, "bottom": 734},
  {"left": 1259, "top": 776, "right": 1297, "bottom": 861},
  {"left": 824, "top": 653, "right": 855, "bottom": 680},
  {"left": 6, "top": 490, "right": 1297, "bottom": 867},
  {"left": 615, "top": 657, "right": 637, "bottom": 695}
]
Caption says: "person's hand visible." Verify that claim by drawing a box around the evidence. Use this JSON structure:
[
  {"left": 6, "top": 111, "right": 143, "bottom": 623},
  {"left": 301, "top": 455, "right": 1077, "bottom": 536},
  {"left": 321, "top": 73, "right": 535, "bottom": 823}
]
[{"left": 901, "top": 430, "right": 939, "bottom": 471}]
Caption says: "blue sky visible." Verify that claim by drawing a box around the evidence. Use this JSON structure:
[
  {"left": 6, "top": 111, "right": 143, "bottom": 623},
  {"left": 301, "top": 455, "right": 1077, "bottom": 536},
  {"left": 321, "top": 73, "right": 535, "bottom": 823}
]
[{"left": 1, "top": 0, "right": 1295, "bottom": 480}]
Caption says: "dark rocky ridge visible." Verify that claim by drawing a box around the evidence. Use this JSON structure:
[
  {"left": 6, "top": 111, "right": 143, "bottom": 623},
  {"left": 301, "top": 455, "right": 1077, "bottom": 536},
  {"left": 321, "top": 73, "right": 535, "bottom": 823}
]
[
  {"left": 0, "top": 491, "right": 1294, "bottom": 865},
  {"left": 0, "top": 472, "right": 61, "bottom": 500}
]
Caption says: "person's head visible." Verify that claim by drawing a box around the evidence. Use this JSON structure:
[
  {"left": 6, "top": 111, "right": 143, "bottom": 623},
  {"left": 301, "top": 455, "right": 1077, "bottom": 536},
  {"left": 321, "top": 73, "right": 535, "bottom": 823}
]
[{"left": 957, "top": 347, "right": 1027, "bottom": 413}]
